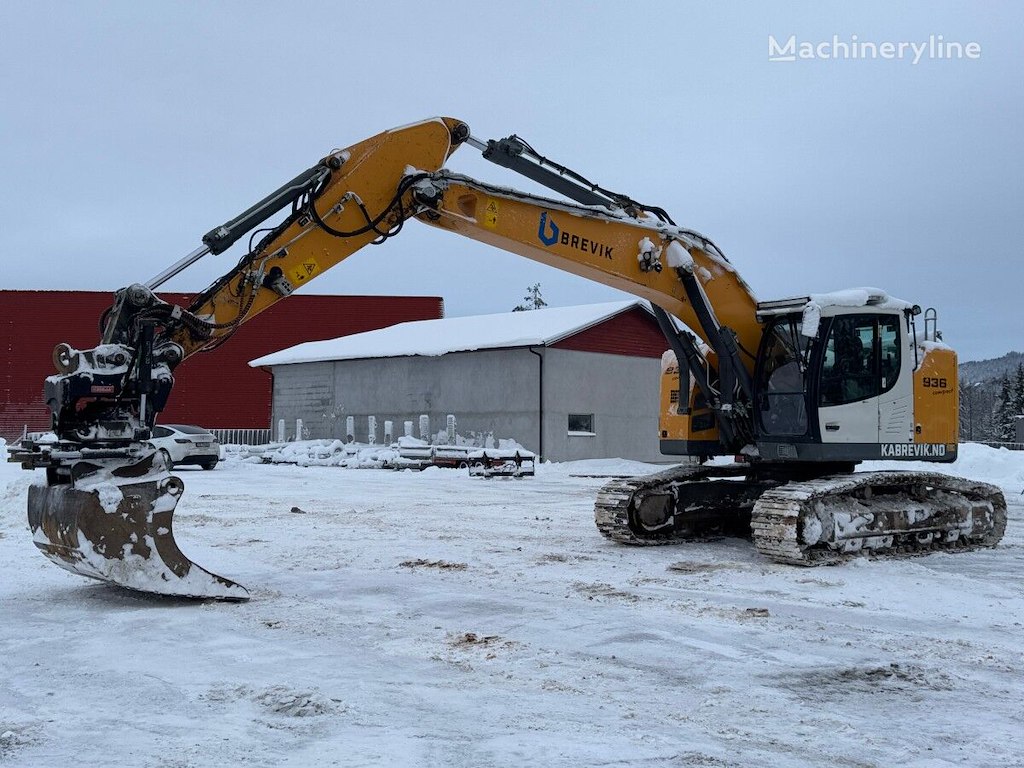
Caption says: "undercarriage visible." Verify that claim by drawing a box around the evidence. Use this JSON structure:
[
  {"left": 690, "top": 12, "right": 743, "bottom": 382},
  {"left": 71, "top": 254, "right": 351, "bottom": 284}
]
[{"left": 594, "top": 463, "right": 1007, "bottom": 565}]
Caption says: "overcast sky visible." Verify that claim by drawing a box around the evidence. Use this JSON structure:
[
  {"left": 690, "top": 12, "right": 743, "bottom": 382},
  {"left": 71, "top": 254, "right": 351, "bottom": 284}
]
[{"left": 2, "top": 1, "right": 1020, "bottom": 361}]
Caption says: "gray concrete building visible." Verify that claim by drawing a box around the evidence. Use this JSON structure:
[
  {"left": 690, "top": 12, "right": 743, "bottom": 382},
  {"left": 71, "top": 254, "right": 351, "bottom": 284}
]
[{"left": 250, "top": 301, "right": 671, "bottom": 462}]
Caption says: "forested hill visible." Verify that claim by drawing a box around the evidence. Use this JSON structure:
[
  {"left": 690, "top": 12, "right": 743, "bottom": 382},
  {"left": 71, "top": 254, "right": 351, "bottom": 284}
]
[
  {"left": 959, "top": 351, "right": 1023, "bottom": 384},
  {"left": 958, "top": 351, "right": 1023, "bottom": 441}
]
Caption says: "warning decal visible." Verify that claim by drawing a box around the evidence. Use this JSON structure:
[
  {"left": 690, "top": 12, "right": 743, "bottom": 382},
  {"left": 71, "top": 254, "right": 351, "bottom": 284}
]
[
  {"left": 483, "top": 198, "right": 499, "bottom": 228},
  {"left": 290, "top": 257, "right": 320, "bottom": 284}
]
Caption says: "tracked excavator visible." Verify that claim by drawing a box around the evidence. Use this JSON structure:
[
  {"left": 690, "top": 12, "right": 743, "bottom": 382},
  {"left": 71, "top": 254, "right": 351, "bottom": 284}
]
[{"left": 10, "top": 117, "right": 1006, "bottom": 599}]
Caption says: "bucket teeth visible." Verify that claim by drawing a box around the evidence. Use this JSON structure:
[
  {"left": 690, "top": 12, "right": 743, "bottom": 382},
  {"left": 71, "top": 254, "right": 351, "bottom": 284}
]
[{"left": 27, "top": 451, "right": 248, "bottom": 601}]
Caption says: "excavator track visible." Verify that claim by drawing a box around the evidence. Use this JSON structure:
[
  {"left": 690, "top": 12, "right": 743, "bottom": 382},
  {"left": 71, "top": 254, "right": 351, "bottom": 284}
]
[
  {"left": 750, "top": 471, "right": 1006, "bottom": 565},
  {"left": 594, "top": 466, "right": 1006, "bottom": 565},
  {"left": 594, "top": 464, "right": 704, "bottom": 546},
  {"left": 594, "top": 462, "right": 771, "bottom": 545}
]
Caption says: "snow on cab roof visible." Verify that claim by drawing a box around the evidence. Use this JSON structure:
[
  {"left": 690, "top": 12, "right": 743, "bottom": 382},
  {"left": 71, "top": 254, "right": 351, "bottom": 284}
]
[
  {"left": 757, "top": 287, "right": 913, "bottom": 319},
  {"left": 807, "top": 287, "right": 912, "bottom": 309},
  {"left": 249, "top": 300, "right": 648, "bottom": 367}
]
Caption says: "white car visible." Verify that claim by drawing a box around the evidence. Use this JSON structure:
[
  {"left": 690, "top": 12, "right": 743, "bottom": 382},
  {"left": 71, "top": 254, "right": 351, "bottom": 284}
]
[{"left": 149, "top": 424, "right": 220, "bottom": 470}]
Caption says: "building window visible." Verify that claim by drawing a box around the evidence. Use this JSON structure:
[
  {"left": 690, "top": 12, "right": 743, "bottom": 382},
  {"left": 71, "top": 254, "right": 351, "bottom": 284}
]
[{"left": 568, "top": 413, "right": 595, "bottom": 435}]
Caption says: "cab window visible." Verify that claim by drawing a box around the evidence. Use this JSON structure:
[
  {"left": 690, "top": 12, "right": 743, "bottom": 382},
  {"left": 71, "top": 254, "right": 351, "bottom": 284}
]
[
  {"left": 878, "top": 317, "right": 900, "bottom": 391},
  {"left": 757, "top": 317, "right": 811, "bottom": 436},
  {"left": 819, "top": 314, "right": 900, "bottom": 406}
]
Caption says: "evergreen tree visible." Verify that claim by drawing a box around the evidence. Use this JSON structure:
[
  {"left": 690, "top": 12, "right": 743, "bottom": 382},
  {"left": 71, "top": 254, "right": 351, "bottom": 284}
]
[
  {"left": 512, "top": 283, "right": 547, "bottom": 312},
  {"left": 1014, "top": 362, "right": 1024, "bottom": 416},
  {"left": 994, "top": 374, "right": 1016, "bottom": 441},
  {"left": 1011, "top": 363, "right": 1024, "bottom": 442},
  {"left": 976, "top": 384, "right": 999, "bottom": 441},
  {"left": 958, "top": 379, "right": 973, "bottom": 440}
]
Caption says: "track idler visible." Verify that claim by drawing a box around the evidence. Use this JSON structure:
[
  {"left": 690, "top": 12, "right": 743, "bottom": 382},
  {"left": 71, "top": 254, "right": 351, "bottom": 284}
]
[{"left": 26, "top": 448, "right": 248, "bottom": 600}]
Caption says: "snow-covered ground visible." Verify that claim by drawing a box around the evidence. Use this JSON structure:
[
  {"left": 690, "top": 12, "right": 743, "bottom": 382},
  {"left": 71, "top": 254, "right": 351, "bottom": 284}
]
[{"left": 1, "top": 444, "right": 1022, "bottom": 767}]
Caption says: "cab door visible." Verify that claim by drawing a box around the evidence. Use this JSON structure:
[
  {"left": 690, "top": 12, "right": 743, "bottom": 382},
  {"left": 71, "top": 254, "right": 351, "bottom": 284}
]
[
  {"left": 876, "top": 315, "right": 913, "bottom": 442},
  {"left": 817, "top": 314, "right": 903, "bottom": 444},
  {"left": 756, "top": 317, "right": 812, "bottom": 440}
]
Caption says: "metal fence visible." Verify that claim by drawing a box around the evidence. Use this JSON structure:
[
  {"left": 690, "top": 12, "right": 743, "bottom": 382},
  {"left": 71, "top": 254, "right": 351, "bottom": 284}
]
[{"left": 210, "top": 428, "right": 272, "bottom": 446}]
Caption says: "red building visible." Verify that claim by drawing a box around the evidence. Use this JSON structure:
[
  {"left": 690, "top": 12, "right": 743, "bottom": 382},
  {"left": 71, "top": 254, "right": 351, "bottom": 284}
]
[{"left": 0, "top": 291, "right": 443, "bottom": 441}]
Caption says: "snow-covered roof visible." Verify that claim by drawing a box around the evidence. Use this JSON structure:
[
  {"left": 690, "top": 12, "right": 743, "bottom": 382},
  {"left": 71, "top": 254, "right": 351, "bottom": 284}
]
[{"left": 250, "top": 300, "right": 649, "bottom": 367}]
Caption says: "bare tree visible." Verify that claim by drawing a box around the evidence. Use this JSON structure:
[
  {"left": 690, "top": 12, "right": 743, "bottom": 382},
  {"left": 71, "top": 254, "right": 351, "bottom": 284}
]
[{"left": 512, "top": 283, "right": 547, "bottom": 312}]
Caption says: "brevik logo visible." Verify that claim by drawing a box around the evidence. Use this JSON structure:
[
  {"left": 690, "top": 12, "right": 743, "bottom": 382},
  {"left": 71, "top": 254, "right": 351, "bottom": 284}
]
[
  {"left": 535, "top": 211, "right": 616, "bottom": 259},
  {"left": 538, "top": 211, "right": 559, "bottom": 246}
]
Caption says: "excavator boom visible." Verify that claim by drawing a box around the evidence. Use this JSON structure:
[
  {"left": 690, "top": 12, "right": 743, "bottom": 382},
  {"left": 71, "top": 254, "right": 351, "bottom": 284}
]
[{"left": 414, "top": 171, "right": 762, "bottom": 356}]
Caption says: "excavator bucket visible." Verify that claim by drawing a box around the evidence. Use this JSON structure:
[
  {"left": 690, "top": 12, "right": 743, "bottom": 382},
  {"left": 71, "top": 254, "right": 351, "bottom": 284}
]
[{"left": 27, "top": 450, "right": 248, "bottom": 600}]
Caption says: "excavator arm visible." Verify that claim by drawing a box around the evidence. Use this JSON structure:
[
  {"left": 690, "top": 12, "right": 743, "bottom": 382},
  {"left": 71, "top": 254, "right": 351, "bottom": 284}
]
[
  {"left": 178, "top": 118, "right": 470, "bottom": 357},
  {"left": 13, "top": 117, "right": 475, "bottom": 599}
]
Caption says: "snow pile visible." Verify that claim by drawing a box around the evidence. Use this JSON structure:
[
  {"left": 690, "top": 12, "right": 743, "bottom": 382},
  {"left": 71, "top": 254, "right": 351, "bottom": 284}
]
[
  {"left": 229, "top": 434, "right": 535, "bottom": 470},
  {"left": 250, "top": 686, "right": 345, "bottom": 717},
  {"left": 862, "top": 441, "right": 1024, "bottom": 493},
  {"left": 544, "top": 457, "right": 675, "bottom": 477},
  {"left": 202, "top": 683, "right": 346, "bottom": 718},
  {"left": 235, "top": 439, "right": 401, "bottom": 469}
]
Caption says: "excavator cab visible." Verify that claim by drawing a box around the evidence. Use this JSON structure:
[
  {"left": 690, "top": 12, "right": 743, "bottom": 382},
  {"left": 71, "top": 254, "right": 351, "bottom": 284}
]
[
  {"left": 752, "top": 296, "right": 957, "bottom": 464},
  {"left": 661, "top": 291, "right": 960, "bottom": 467}
]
